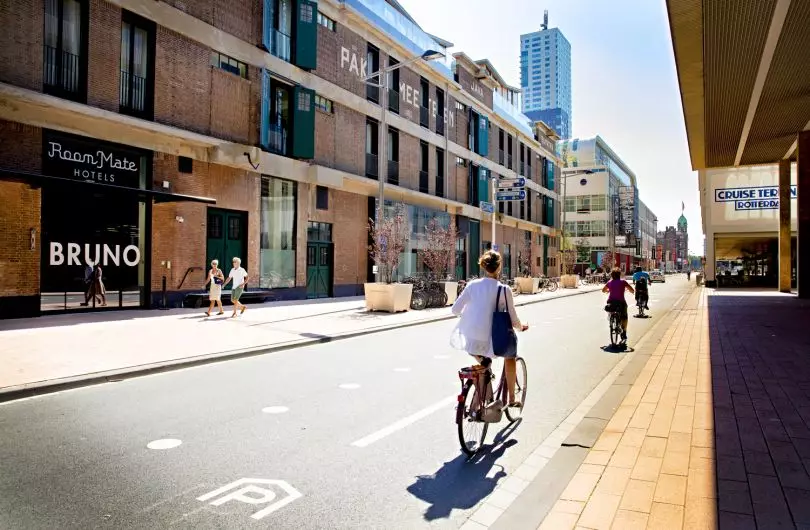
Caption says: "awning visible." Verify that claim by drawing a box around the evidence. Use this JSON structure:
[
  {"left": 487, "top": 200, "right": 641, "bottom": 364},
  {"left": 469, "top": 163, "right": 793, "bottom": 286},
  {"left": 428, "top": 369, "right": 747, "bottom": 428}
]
[{"left": 0, "top": 169, "right": 216, "bottom": 205}]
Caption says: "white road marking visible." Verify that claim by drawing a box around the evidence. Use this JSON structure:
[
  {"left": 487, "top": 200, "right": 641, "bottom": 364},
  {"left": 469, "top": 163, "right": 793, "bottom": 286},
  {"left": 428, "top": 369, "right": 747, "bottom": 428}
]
[
  {"left": 351, "top": 394, "right": 457, "bottom": 448},
  {"left": 393, "top": 367, "right": 411, "bottom": 372},
  {"left": 675, "top": 294, "right": 685, "bottom": 306},
  {"left": 262, "top": 406, "right": 289, "bottom": 414},
  {"left": 147, "top": 438, "right": 182, "bottom": 450},
  {"left": 339, "top": 383, "right": 360, "bottom": 390},
  {"left": 197, "top": 478, "right": 302, "bottom": 520}
]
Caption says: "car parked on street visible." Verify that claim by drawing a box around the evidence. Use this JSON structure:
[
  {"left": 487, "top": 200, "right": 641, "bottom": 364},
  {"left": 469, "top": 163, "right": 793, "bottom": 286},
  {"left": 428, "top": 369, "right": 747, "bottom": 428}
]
[{"left": 650, "top": 269, "right": 665, "bottom": 283}]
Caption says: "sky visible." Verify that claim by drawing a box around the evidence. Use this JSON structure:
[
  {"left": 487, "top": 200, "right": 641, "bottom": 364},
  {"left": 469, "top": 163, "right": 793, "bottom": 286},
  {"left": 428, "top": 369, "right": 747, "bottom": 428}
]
[{"left": 397, "top": 0, "right": 704, "bottom": 255}]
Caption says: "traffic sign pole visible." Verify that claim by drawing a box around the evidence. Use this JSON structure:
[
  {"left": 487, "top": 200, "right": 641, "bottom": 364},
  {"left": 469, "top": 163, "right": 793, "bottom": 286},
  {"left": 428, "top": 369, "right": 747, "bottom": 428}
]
[{"left": 491, "top": 174, "right": 497, "bottom": 248}]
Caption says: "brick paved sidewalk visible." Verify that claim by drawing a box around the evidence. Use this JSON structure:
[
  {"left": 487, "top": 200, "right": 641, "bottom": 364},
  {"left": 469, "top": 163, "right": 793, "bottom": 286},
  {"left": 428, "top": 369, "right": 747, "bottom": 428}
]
[
  {"left": 0, "top": 284, "right": 602, "bottom": 396},
  {"left": 538, "top": 288, "right": 810, "bottom": 529}
]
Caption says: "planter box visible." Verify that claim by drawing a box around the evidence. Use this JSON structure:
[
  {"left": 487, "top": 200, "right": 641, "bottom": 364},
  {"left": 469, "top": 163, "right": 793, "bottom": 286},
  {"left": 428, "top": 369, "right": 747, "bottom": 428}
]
[
  {"left": 364, "top": 283, "right": 413, "bottom": 313},
  {"left": 560, "top": 274, "right": 580, "bottom": 289},
  {"left": 516, "top": 277, "right": 540, "bottom": 294},
  {"left": 439, "top": 281, "right": 459, "bottom": 305}
]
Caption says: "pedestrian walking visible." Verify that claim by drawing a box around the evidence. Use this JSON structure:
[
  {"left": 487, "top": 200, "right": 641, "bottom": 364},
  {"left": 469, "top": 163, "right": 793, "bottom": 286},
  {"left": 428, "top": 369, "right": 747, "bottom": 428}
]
[
  {"left": 90, "top": 263, "right": 106, "bottom": 306},
  {"left": 223, "top": 257, "right": 249, "bottom": 318},
  {"left": 203, "top": 259, "right": 225, "bottom": 316}
]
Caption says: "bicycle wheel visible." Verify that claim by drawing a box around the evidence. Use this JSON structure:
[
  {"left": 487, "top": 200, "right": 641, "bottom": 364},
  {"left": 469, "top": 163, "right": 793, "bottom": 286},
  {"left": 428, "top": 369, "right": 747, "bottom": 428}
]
[
  {"left": 610, "top": 313, "right": 621, "bottom": 345},
  {"left": 410, "top": 291, "right": 427, "bottom": 310},
  {"left": 505, "top": 357, "right": 528, "bottom": 422},
  {"left": 547, "top": 280, "right": 558, "bottom": 292},
  {"left": 457, "top": 380, "right": 489, "bottom": 456}
]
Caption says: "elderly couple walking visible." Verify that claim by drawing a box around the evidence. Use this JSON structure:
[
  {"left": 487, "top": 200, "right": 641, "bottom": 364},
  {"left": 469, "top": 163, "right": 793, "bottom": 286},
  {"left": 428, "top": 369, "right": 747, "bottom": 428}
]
[{"left": 203, "top": 257, "right": 249, "bottom": 318}]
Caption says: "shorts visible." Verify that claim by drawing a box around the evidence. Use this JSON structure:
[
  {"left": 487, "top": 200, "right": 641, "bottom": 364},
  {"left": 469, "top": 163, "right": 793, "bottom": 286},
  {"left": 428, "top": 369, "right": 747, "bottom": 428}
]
[
  {"left": 606, "top": 300, "right": 628, "bottom": 320},
  {"left": 232, "top": 286, "right": 244, "bottom": 302}
]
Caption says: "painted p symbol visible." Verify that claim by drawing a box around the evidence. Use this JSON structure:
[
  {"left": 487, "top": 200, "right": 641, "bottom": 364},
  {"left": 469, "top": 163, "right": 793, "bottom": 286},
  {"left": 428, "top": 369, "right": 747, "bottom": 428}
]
[{"left": 197, "top": 478, "right": 302, "bottom": 520}]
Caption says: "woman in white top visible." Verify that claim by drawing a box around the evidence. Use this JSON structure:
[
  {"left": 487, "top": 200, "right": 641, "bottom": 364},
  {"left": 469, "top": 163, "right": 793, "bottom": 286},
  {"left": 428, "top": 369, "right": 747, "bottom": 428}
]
[
  {"left": 451, "top": 250, "right": 528, "bottom": 406},
  {"left": 203, "top": 259, "right": 225, "bottom": 316}
]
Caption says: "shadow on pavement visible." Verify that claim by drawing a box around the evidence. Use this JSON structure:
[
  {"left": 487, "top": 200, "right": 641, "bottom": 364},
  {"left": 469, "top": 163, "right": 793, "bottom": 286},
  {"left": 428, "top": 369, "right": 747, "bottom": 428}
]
[
  {"left": 707, "top": 293, "right": 810, "bottom": 528},
  {"left": 407, "top": 431, "right": 519, "bottom": 521},
  {"left": 601, "top": 344, "right": 634, "bottom": 354}
]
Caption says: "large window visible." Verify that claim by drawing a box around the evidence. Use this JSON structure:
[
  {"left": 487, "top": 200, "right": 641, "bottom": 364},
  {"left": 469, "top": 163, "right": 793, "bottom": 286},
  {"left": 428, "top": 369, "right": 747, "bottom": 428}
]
[
  {"left": 381, "top": 202, "right": 450, "bottom": 279},
  {"left": 564, "top": 195, "right": 607, "bottom": 213},
  {"left": 260, "top": 176, "right": 297, "bottom": 288},
  {"left": 44, "top": 0, "right": 87, "bottom": 101},
  {"left": 120, "top": 12, "right": 155, "bottom": 118}
]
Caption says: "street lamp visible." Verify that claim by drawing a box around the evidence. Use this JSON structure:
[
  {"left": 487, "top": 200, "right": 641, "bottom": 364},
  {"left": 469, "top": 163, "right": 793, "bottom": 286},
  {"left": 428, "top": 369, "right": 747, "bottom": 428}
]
[{"left": 363, "top": 49, "right": 445, "bottom": 282}]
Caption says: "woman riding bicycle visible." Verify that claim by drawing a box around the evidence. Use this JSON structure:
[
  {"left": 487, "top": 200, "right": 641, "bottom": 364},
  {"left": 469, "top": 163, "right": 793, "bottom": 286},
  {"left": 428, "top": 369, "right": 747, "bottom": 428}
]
[
  {"left": 450, "top": 250, "right": 528, "bottom": 407},
  {"left": 602, "top": 268, "right": 635, "bottom": 343}
]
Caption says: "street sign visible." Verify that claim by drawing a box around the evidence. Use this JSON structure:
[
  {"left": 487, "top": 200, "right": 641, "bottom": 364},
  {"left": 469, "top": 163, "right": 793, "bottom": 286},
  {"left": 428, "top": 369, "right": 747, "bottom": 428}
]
[
  {"left": 197, "top": 478, "right": 303, "bottom": 521},
  {"left": 497, "top": 177, "right": 526, "bottom": 187},
  {"left": 496, "top": 190, "right": 526, "bottom": 201},
  {"left": 480, "top": 201, "right": 494, "bottom": 214}
]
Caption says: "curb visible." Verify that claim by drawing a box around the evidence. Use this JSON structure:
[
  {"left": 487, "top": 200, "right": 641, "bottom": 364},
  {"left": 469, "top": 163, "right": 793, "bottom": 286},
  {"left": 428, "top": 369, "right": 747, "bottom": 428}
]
[{"left": 0, "top": 287, "right": 602, "bottom": 403}]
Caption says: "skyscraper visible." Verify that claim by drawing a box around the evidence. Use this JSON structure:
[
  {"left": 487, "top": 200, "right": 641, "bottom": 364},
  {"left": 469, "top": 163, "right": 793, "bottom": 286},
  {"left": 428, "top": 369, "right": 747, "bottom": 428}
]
[{"left": 520, "top": 11, "right": 572, "bottom": 139}]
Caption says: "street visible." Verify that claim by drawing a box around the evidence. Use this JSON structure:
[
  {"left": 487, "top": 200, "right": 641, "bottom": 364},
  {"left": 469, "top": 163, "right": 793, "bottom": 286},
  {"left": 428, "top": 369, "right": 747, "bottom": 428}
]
[{"left": 0, "top": 277, "right": 693, "bottom": 529}]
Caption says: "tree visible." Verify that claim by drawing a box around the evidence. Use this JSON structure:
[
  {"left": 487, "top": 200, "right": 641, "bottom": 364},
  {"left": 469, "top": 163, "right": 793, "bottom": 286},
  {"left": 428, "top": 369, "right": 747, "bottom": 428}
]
[
  {"left": 575, "top": 237, "right": 591, "bottom": 264},
  {"left": 518, "top": 236, "right": 532, "bottom": 277},
  {"left": 560, "top": 230, "right": 577, "bottom": 275},
  {"left": 368, "top": 205, "right": 409, "bottom": 284},
  {"left": 419, "top": 217, "right": 459, "bottom": 280},
  {"left": 600, "top": 251, "right": 615, "bottom": 271}
]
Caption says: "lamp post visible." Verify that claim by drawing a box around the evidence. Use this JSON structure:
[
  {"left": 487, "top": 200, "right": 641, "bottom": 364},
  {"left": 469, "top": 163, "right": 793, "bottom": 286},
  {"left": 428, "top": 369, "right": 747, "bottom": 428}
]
[{"left": 363, "top": 49, "right": 445, "bottom": 282}]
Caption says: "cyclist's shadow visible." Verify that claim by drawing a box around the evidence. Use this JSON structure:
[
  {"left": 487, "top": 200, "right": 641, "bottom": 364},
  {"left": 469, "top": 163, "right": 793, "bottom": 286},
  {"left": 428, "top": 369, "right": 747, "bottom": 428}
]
[{"left": 406, "top": 428, "right": 519, "bottom": 522}]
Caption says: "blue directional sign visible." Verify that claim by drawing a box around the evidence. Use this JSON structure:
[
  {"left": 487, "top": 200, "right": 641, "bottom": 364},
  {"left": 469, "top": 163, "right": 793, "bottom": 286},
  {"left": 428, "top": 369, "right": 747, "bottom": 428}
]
[
  {"left": 480, "top": 201, "right": 494, "bottom": 214},
  {"left": 498, "top": 177, "right": 526, "bottom": 187},
  {"left": 496, "top": 190, "right": 526, "bottom": 201}
]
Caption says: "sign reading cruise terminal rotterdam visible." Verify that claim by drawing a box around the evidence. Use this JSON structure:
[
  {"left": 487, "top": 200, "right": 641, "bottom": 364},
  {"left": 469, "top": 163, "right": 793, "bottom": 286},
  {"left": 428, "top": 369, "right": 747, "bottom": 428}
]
[{"left": 714, "top": 185, "right": 797, "bottom": 210}]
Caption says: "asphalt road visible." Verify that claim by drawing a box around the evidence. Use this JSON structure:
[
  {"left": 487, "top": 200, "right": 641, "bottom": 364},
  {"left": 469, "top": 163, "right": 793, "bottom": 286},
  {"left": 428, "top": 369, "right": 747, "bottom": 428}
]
[{"left": 0, "top": 276, "right": 693, "bottom": 529}]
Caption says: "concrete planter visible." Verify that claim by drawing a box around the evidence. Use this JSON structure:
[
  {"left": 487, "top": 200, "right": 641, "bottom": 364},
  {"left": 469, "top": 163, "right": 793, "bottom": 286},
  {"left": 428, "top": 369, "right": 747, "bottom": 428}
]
[
  {"left": 560, "top": 274, "right": 580, "bottom": 289},
  {"left": 516, "top": 277, "right": 541, "bottom": 294},
  {"left": 439, "top": 281, "right": 459, "bottom": 305},
  {"left": 363, "top": 283, "right": 413, "bottom": 313}
]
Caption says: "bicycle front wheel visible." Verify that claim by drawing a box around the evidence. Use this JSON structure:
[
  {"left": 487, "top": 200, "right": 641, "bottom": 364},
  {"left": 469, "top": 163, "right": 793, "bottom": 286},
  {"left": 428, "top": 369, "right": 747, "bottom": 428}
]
[
  {"left": 547, "top": 280, "right": 558, "bottom": 292},
  {"left": 505, "top": 357, "right": 528, "bottom": 422},
  {"left": 457, "top": 381, "right": 488, "bottom": 456}
]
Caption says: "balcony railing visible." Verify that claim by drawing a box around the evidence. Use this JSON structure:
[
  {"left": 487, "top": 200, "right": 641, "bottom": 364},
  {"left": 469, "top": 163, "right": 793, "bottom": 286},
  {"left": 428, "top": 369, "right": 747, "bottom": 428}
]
[
  {"left": 43, "top": 45, "right": 80, "bottom": 95},
  {"left": 419, "top": 106, "right": 429, "bottom": 128},
  {"left": 507, "top": 154, "right": 513, "bottom": 170},
  {"left": 267, "top": 124, "right": 288, "bottom": 155},
  {"left": 388, "top": 89, "right": 399, "bottom": 113},
  {"left": 419, "top": 170, "right": 429, "bottom": 194},
  {"left": 498, "top": 149, "right": 505, "bottom": 166},
  {"left": 366, "top": 82, "right": 380, "bottom": 103},
  {"left": 120, "top": 71, "right": 146, "bottom": 113},
  {"left": 387, "top": 160, "right": 399, "bottom": 185},
  {"left": 435, "top": 176, "right": 444, "bottom": 198},
  {"left": 271, "top": 29, "right": 291, "bottom": 62},
  {"left": 365, "top": 153, "right": 379, "bottom": 179},
  {"left": 436, "top": 115, "right": 445, "bottom": 136}
]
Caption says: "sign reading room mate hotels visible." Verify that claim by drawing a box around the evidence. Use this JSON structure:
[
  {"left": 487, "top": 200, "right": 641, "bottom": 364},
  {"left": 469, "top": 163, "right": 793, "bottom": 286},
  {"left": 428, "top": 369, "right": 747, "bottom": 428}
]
[{"left": 715, "top": 185, "right": 797, "bottom": 211}]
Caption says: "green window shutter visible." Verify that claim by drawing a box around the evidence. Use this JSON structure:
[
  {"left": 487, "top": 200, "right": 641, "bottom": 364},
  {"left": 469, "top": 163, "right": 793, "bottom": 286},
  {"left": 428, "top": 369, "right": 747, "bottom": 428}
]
[
  {"left": 291, "top": 86, "right": 315, "bottom": 159},
  {"left": 294, "top": 0, "right": 318, "bottom": 70},
  {"left": 477, "top": 166, "right": 489, "bottom": 204},
  {"left": 477, "top": 115, "right": 489, "bottom": 156}
]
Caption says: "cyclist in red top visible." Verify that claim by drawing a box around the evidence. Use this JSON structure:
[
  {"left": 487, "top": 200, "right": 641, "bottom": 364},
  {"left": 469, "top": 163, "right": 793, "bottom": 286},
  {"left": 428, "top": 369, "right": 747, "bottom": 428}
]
[{"left": 602, "top": 268, "right": 635, "bottom": 342}]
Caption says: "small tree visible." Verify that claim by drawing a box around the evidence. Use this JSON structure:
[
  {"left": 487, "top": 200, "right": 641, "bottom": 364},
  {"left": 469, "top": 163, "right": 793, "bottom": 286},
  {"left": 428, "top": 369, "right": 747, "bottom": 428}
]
[
  {"left": 419, "top": 217, "right": 459, "bottom": 280},
  {"left": 575, "top": 237, "right": 591, "bottom": 264},
  {"left": 600, "top": 251, "right": 615, "bottom": 271},
  {"left": 560, "top": 230, "right": 577, "bottom": 275},
  {"left": 368, "top": 205, "right": 409, "bottom": 284},
  {"left": 518, "top": 237, "right": 532, "bottom": 277}
]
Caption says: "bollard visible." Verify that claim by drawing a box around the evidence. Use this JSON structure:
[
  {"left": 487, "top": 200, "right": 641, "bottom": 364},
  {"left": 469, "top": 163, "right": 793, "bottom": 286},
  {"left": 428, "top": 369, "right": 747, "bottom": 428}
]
[{"left": 160, "top": 275, "right": 169, "bottom": 310}]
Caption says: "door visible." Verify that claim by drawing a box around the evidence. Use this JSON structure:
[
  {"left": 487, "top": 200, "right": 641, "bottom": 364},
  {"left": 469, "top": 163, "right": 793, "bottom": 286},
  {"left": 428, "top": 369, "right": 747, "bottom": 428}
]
[
  {"left": 207, "top": 209, "right": 247, "bottom": 273},
  {"left": 306, "top": 242, "right": 331, "bottom": 298},
  {"left": 468, "top": 220, "right": 480, "bottom": 277}
]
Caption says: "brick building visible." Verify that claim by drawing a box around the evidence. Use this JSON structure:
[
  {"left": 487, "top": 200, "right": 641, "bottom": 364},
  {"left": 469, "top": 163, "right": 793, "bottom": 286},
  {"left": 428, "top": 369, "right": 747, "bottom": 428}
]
[{"left": 0, "top": 0, "right": 561, "bottom": 318}]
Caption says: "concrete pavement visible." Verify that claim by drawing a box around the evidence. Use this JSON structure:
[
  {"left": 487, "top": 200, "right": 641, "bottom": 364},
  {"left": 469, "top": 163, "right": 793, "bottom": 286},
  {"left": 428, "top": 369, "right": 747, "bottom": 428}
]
[
  {"left": 0, "top": 279, "right": 692, "bottom": 529},
  {"left": 0, "top": 284, "right": 603, "bottom": 399}
]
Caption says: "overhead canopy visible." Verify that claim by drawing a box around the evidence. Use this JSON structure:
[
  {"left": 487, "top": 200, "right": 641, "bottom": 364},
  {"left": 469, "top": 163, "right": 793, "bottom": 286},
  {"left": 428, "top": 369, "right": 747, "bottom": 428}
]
[{"left": 666, "top": 0, "right": 810, "bottom": 170}]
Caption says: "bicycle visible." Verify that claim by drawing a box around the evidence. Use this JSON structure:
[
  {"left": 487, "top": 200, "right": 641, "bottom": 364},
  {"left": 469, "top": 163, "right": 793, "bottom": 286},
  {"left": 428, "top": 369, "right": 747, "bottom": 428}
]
[
  {"left": 538, "top": 276, "right": 558, "bottom": 292},
  {"left": 607, "top": 302, "right": 623, "bottom": 346},
  {"left": 456, "top": 356, "right": 528, "bottom": 456},
  {"left": 635, "top": 290, "right": 649, "bottom": 318}
]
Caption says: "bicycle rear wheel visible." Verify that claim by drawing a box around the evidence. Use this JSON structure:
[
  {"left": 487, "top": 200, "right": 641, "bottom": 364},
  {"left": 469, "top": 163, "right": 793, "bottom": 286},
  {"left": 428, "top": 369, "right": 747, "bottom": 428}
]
[
  {"left": 457, "top": 380, "right": 489, "bottom": 456},
  {"left": 505, "top": 357, "right": 528, "bottom": 422},
  {"left": 610, "top": 314, "right": 621, "bottom": 345},
  {"left": 547, "top": 280, "right": 558, "bottom": 292}
]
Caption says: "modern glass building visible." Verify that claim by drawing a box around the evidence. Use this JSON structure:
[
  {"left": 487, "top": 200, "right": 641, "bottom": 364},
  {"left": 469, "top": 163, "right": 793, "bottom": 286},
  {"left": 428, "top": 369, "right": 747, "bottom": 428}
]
[{"left": 520, "top": 14, "right": 572, "bottom": 140}]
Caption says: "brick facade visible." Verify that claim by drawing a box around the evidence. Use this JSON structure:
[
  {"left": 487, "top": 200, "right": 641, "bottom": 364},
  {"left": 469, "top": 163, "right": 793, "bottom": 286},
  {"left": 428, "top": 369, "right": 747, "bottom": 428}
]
[
  {"left": 87, "top": 0, "right": 122, "bottom": 112},
  {"left": 0, "top": 1, "right": 43, "bottom": 92}
]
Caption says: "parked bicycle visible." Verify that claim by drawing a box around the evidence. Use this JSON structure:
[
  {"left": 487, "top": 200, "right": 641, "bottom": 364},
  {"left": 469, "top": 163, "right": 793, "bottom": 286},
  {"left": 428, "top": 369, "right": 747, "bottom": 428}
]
[
  {"left": 538, "top": 276, "right": 558, "bottom": 292},
  {"left": 403, "top": 276, "right": 448, "bottom": 310},
  {"left": 456, "top": 356, "right": 528, "bottom": 456}
]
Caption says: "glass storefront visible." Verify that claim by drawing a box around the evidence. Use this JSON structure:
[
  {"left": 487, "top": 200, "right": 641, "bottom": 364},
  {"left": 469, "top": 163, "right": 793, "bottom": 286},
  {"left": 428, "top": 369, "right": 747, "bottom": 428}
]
[
  {"left": 260, "top": 176, "right": 297, "bottom": 288},
  {"left": 39, "top": 131, "right": 149, "bottom": 312},
  {"left": 380, "top": 201, "right": 450, "bottom": 280}
]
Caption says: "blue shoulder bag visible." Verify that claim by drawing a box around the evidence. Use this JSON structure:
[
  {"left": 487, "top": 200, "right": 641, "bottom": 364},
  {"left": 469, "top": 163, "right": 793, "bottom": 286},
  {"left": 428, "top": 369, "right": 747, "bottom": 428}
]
[{"left": 492, "top": 286, "right": 518, "bottom": 357}]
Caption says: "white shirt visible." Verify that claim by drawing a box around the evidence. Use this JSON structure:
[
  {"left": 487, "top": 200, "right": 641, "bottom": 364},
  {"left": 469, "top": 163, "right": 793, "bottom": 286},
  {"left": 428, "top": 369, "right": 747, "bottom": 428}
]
[
  {"left": 229, "top": 267, "right": 248, "bottom": 289},
  {"left": 450, "top": 278, "right": 521, "bottom": 358}
]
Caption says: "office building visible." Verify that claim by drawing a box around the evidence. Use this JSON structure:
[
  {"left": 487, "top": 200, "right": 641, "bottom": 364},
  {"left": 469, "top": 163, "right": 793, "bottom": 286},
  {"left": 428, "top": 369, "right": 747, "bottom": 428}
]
[{"left": 520, "top": 11, "right": 572, "bottom": 139}]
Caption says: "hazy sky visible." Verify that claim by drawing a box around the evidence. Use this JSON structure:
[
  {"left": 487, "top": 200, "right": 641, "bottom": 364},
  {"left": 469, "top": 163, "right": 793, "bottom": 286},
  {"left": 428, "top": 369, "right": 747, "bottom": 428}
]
[{"left": 398, "top": 0, "right": 703, "bottom": 254}]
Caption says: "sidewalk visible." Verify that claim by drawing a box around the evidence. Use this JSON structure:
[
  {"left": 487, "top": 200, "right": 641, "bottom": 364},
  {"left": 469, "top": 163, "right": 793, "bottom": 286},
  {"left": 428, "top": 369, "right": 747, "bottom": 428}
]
[
  {"left": 0, "top": 284, "right": 603, "bottom": 398},
  {"left": 536, "top": 287, "right": 810, "bottom": 529}
]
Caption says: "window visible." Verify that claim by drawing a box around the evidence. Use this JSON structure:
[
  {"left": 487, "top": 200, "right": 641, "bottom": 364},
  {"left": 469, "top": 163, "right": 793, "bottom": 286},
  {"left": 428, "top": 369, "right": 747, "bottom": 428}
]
[
  {"left": 419, "top": 141, "right": 429, "bottom": 193},
  {"left": 317, "top": 12, "right": 336, "bottom": 31},
  {"left": 299, "top": 2, "right": 314, "bottom": 23},
  {"left": 456, "top": 157, "right": 467, "bottom": 167},
  {"left": 178, "top": 156, "right": 193, "bottom": 174},
  {"left": 316, "top": 185, "right": 329, "bottom": 210},
  {"left": 366, "top": 44, "right": 380, "bottom": 103},
  {"left": 314, "top": 94, "right": 333, "bottom": 113},
  {"left": 211, "top": 51, "right": 247, "bottom": 79},
  {"left": 260, "top": 176, "right": 297, "bottom": 288},
  {"left": 455, "top": 101, "right": 465, "bottom": 112},
  {"left": 387, "top": 127, "right": 399, "bottom": 184},
  {"left": 387, "top": 57, "right": 399, "bottom": 113},
  {"left": 43, "top": 0, "right": 87, "bottom": 101},
  {"left": 365, "top": 119, "right": 378, "bottom": 179},
  {"left": 307, "top": 221, "right": 332, "bottom": 242},
  {"left": 120, "top": 12, "right": 154, "bottom": 117},
  {"left": 436, "top": 148, "right": 445, "bottom": 198}
]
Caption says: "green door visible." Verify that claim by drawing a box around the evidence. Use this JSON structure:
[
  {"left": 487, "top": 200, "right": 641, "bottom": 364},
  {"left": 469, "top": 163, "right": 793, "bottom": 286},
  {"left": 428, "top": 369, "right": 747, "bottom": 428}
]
[
  {"left": 469, "top": 220, "right": 480, "bottom": 277},
  {"left": 207, "top": 209, "right": 247, "bottom": 273},
  {"left": 306, "top": 242, "right": 332, "bottom": 298}
]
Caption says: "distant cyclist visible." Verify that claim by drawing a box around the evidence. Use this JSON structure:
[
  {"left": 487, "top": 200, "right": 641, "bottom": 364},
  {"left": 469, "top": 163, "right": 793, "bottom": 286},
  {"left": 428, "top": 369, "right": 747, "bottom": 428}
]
[
  {"left": 603, "top": 268, "right": 634, "bottom": 343},
  {"left": 632, "top": 266, "right": 651, "bottom": 310}
]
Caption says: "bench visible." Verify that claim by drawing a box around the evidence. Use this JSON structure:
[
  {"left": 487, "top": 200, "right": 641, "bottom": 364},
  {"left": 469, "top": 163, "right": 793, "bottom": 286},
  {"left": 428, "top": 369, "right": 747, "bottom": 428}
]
[{"left": 183, "top": 289, "right": 276, "bottom": 309}]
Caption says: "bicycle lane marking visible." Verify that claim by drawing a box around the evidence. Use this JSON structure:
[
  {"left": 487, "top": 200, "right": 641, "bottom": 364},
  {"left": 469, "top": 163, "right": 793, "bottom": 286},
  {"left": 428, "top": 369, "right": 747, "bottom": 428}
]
[{"left": 349, "top": 394, "right": 458, "bottom": 448}]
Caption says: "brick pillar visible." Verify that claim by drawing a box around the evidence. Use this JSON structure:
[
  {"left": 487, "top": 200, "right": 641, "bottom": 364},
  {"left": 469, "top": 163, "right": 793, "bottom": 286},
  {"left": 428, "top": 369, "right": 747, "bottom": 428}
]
[
  {"left": 799, "top": 131, "right": 810, "bottom": 299},
  {"left": 779, "top": 160, "right": 792, "bottom": 293}
]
